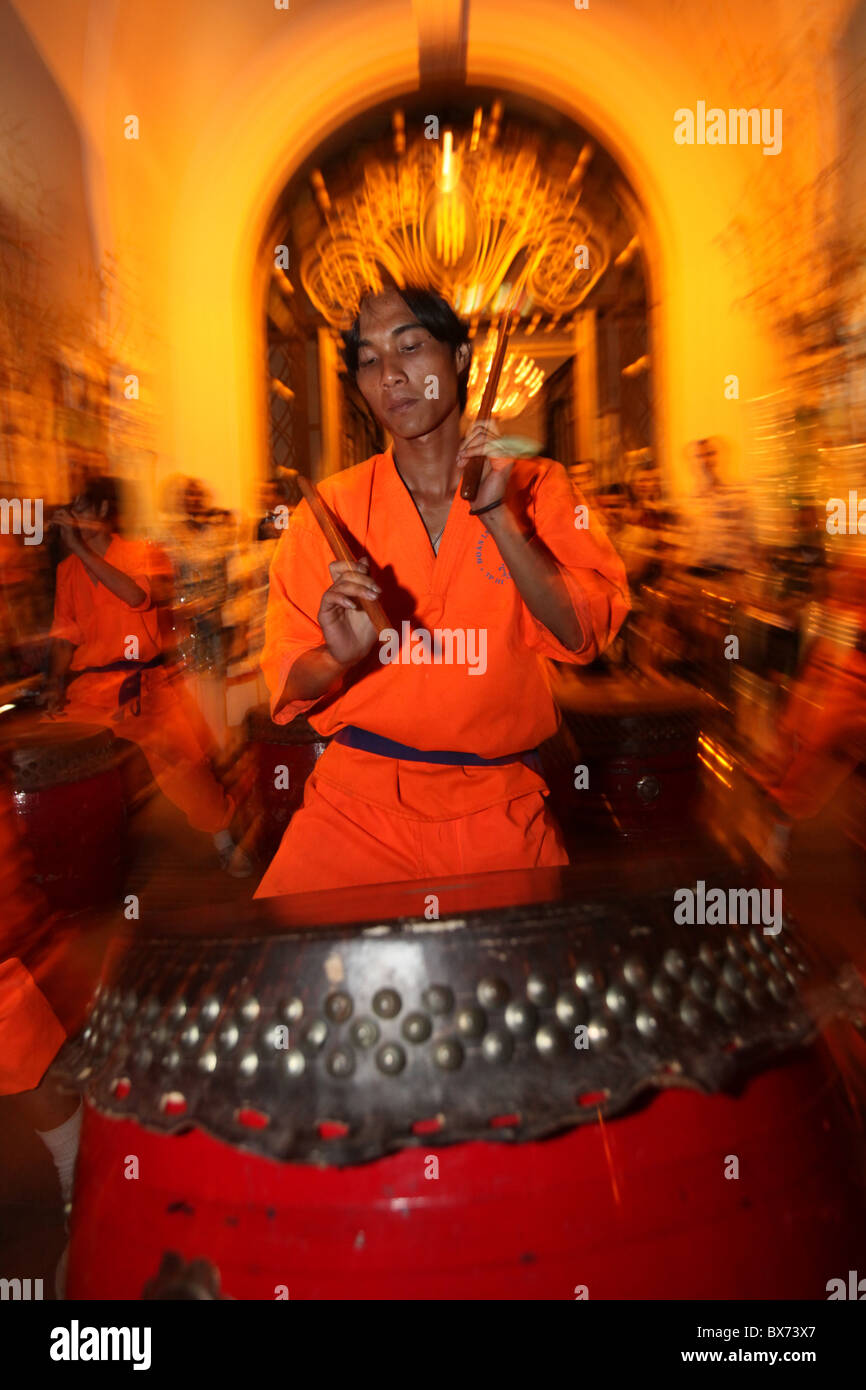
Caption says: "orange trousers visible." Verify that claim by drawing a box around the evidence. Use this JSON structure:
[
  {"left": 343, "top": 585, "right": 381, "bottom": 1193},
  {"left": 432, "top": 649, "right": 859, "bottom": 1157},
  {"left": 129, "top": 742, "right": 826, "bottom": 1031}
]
[
  {"left": 254, "top": 772, "right": 569, "bottom": 898},
  {"left": 0, "top": 958, "right": 66, "bottom": 1096},
  {"left": 49, "top": 667, "right": 234, "bottom": 835}
]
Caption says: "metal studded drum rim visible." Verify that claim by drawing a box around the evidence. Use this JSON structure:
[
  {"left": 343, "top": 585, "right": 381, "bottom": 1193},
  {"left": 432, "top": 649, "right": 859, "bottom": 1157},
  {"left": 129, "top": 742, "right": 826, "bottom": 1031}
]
[{"left": 48, "top": 889, "right": 850, "bottom": 1168}]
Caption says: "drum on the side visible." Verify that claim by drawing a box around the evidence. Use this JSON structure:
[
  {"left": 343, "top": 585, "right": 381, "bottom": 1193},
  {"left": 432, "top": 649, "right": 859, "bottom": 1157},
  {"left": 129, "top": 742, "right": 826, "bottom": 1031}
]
[
  {"left": 548, "top": 674, "right": 705, "bottom": 845},
  {"left": 8, "top": 721, "right": 126, "bottom": 913},
  {"left": 55, "top": 856, "right": 866, "bottom": 1300},
  {"left": 244, "top": 706, "right": 329, "bottom": 859}
]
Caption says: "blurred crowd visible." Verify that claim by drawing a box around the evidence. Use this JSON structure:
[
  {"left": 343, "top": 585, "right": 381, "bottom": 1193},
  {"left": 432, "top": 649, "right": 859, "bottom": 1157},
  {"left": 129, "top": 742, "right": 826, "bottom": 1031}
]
[{"left": 0, "top": 442, "right": 862, "bottom": 884}]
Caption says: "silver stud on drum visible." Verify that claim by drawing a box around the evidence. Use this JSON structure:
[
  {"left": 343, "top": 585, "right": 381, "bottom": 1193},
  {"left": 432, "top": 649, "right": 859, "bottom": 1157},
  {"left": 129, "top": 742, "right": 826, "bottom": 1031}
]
[
  {"left": 663, "top": 948, "right": 688, "bottom": 981},
  {"left": 574, "top": 965, "right": 605, "bottom": 994},
  {"left": 198, "top": 1049, "right": 218, "bottom": 1073},
  {"left": 422, "top": 985, "right": 454, "bottom": 1015},
  {"left": 689, "top": 966, "right": 715, "bottom": 1002},
  {"left": 555, "top": 991, "right": 588, "bottom": 1028},
  {"left": 401, "top": 1012, "right": 432, "bottom": 1043},
  {"left": 679, "top": 998, "right": 703, "bottom": 1030},
  {"left": 636, "top": 773, "right": 660, "bottom": 803},
  {"left": 477, "top": 977, "right": 509, "bottom": 1009},
  {"left": 721, "top": 960, "right": 747, "bottom": 994},
  {"left": 327, "top": 1046, "right": 356, "bottom": 1078},
  {"left": 283, "top": 1049, "right": 306, "bottom": 1077},
  {"left": 604, "top": 985, "right": 634, "bottom": 1018},
  {"left": 238, "top": 1050, "right": 259, "bottom": 1077},
  {"left": 239, "top": 997, "right": 261, "bottom": 1024},
  {"left": 199, "top": 996, "right": 221, "bottom": 1023},
  {"left": 300, "top": 1019, "right": 328, "bottom": 1054},
  {"left": 536, "top": 1023, "right": 569, "bottom": 1056},
  {"left": 218, "top": 1023, "right": 239, "bottom": 1052},
  {"left": 433, "top": 1039, "right": 464, "bottom": 1070},
  {"left": 180, "top": 1024, "right": 200, "bottom": 1049},
  {"left": 504, "top": 1001, "right": 538, "bottom": 1037},
  {"left": 587, "top": 1017, "right": 618, "bottom": 1049},
  {"left": 325, "top": 992, "right": 354, "bottom": 1024},
  {"left": 526, "top": 974, "right": 554, "bottom": 1006},
  {"left": 376, "top": 1042, "right": 406, "bottom": 1075},
  {"left": 280, "top": 998, "right": 304, "bottom": 1024},
  {"left": 698, "top": 942, "right": 719, "bottom": 971},
  {"left": 622, "top": 957, "right": 648, "bottom": 989},
  {"left": 481, "top": 1030, "right": 513, "bottom": 1063},
  {"left": 456, "top": 1006, "right": 487, "bottom": 1038},
  {"left": 350, "top": 1017, "right": 379, "bottom": 1049},
  {"left": 372, "top": 989, "right": 402, "bottom": 1019},
  {"left": 651, "top": 974, "right": 677, "bottom": 1010},
  {"left": 635, "top": 1007, "right": 660, "bottom": 1039}
]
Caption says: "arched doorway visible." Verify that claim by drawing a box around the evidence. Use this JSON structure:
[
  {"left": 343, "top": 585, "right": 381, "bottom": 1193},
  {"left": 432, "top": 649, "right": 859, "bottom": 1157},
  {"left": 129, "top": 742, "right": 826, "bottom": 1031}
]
[{"left": 258, "top": 88, "right": 657, "bottom": 498}]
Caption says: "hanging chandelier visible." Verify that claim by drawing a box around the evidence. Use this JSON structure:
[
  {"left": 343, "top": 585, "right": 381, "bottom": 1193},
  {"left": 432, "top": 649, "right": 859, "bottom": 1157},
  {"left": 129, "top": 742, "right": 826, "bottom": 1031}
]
[
  {"left": 300, "top": 106, "right": 610, "bottom": 329},
  {"left": 465, "top": 330, "right": 545, "bottom": 419}
]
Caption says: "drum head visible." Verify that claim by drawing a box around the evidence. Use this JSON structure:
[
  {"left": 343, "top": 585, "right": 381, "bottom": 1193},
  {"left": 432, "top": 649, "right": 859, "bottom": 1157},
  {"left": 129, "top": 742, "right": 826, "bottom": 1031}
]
[{"left": 8, "top": 721, "right": 117, "bottom": 789}]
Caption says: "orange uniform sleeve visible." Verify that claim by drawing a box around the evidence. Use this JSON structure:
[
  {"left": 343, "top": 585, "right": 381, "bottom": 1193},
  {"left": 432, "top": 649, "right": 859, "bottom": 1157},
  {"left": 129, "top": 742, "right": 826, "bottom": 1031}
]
[
  {"left": 520, "top": 460, "right": 631, "bottom": 664},
  {"left": 49, "top": 559, "right": 83, "bottom": 647},
  {"left": 260, "top": 507, "right": 344, "bottom": 724},
  {"left": 117, "top": 538, "right": 167, "bottom": 612}
]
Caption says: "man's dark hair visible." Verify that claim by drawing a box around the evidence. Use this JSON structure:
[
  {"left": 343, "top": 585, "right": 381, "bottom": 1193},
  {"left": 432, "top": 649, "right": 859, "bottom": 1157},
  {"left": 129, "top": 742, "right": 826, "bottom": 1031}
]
[
  {"left": 341, "top": 283, "right": 473, "bottom": 412},
  {"left": 74, "top": 475, "right": 121, "bottom": 528}
]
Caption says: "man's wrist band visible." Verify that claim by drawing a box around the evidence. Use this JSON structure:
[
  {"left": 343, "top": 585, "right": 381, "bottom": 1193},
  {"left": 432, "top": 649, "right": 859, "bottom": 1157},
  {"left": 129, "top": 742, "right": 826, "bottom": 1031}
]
[{"left": 469, "top": 496, "right": 506, "bottom": 517}]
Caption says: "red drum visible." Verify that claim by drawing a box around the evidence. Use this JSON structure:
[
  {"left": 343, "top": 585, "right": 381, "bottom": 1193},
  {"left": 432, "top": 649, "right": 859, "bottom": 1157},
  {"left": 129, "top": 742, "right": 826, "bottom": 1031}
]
[
  {"left": 56, "top": 852, "right": 866, "bottom": 1300},
  {"left": 245, "top": 706, "right": 329, "bottom": 860},
  {"left": 8, "top": 720, "right": 126, "bottom": 914},
  {"left": 67, "top": 1046, "right": 863, "bottom": 1301},
  {"left": 548, "top": 673, "right": 706, "bottom": 845}
]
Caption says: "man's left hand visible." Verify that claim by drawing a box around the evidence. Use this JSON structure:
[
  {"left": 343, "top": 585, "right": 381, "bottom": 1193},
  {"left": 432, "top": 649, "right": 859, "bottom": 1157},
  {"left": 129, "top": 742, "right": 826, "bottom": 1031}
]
[{"left": 456, "top": 420, "right": 516, "bottom": 513}]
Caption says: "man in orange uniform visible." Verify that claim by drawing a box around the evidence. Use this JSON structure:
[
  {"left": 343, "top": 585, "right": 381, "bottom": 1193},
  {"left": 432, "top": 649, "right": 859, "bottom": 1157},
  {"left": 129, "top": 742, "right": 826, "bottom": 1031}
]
[
  {"left": 44, "top": 477, "right": 250, "bottom": 874},
  {"left": 256, "top": 285, "right": 629, "bottom": 898}
]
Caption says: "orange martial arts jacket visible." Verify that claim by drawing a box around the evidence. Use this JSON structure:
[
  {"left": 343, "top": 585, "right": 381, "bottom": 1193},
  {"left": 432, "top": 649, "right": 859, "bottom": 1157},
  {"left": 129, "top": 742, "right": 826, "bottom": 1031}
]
[
  {"left": 50, "top": 535, "right": 167, "bottom": 709},
  {"left": 256, "top": 446, "right": 630, "bottom": 897}
]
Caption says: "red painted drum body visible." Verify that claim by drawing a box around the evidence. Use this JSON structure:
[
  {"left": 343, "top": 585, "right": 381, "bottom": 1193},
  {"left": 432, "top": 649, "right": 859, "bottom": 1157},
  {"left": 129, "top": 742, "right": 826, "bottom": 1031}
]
[
  {"left": 56, "top": 854, "right": 866, "bottom": 1301},
  {"left": 245, "top": 707, "right": 329, "bottom": 860},
  {"left": 8, "top": 721, "right": 126, "bottom": 914},
  {"left": 68, "top": 1046, "right": 865, "bottom": 1300}
]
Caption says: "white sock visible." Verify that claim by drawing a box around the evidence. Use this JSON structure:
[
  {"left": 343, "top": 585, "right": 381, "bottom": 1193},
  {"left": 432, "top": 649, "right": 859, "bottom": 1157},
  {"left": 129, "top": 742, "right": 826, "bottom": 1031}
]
[
  {"left": 212, "top": 829, "right": 234, "bottom": 852},
  {"left": 36, "top": 1100, "right": 83, "bottom": 1204}
]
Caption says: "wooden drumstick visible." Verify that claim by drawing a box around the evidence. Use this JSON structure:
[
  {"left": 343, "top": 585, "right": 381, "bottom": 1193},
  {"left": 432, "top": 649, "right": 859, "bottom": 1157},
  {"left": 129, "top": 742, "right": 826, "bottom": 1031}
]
[
  {"left": 293, "top": 474, "right": 392, "bottom": 634},
  {"left": 460, "top": 308, "right": 517, "bottom": 502}
]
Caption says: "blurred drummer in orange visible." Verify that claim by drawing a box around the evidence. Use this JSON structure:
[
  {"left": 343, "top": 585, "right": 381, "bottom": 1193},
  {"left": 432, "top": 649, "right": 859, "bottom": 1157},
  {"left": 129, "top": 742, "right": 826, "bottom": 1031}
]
[
  {"left": 43, "top": 477, "right": 251, "bottom": 876},
  {"left": 256, "top": 284, "right": 629, "bottom": 898},
  {"left": 758, "top": 552, "right": 866, "bottom": 851}
]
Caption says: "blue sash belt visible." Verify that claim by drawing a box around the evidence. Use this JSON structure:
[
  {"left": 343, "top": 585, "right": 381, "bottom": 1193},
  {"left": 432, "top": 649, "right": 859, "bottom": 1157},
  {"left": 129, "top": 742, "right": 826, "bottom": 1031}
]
[
  {"left": 334, "top": 724, "right": 540, "bottom": 769},
  {"left": 67, "top": 653, "right": 165, "bottom": 715}
]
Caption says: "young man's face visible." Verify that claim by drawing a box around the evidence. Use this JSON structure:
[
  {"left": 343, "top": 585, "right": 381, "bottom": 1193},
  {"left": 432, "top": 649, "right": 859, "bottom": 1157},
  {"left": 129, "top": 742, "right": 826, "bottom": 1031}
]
[{"left": 354, "top": 288, "right": 469, "bottom": 440}]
